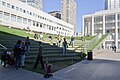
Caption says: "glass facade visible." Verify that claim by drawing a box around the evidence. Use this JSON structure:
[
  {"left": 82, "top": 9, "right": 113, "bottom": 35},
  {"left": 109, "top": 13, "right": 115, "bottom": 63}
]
[
  {"left": 105, "top": 0, "right": 120, "bottom": 10},
  {"left": 84, "top": 18, "right": 92, "bottom": 36},
  {"left": 83, "top": 13, "right": 120, "bottom": 49},
  {"left": 94, "top": 16, "right": 103, "bottom": 34}
]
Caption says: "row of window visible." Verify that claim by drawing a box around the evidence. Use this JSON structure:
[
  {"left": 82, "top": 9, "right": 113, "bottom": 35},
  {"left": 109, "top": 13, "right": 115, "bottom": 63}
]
[
  {"left": 93, "top": 14, "right": 120, "bottom": 23},
  {"left": 0, "top": 0, "right": 73, "bottom": 31},
  {"left": 0, "top": 11, "right": 56, "bottom": 31},
  {"left": 94, "top": 22, "right": 120, "bottom": 28},
  {"left": 0, "top": 11, "right": 72, "bottom": 33}
]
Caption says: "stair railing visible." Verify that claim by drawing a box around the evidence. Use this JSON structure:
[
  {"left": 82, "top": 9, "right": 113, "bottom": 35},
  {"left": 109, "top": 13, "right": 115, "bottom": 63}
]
[{"left": 0, "top": 44, "right": 7, "bottom": 50}]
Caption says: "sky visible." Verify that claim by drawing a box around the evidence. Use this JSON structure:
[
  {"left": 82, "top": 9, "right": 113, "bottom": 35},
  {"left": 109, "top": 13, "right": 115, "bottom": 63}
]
[{"left": 43, "top": 0, "right": 105, "bottom": 33}]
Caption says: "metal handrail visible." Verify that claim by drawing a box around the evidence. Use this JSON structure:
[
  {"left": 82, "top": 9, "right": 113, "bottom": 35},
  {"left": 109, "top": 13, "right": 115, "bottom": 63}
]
[
  {"left": 0, "top": 44, "right": 7, "bottom": 50},
  {"left": 72, "top": 44, "right": 85, "bottom": 61}
]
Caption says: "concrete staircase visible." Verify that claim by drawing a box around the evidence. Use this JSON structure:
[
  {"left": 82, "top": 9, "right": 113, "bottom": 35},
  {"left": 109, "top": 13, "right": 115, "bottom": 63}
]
[{"left": 0, "top": 31, "right": 83, "bottom": 68}]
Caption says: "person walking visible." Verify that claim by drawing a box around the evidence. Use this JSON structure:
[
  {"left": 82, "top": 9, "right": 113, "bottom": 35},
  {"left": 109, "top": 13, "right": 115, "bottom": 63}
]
[
  {"left": 13, "top": 40, "right": 22, "bottom": 69},
  {"left": 25, "top": 36, "right": 30, "bottom": 55},
  {"left": 62, "top": 38, "right": 67, "bottom": 54},
  {"left": 69, "top": 36, "right": 74, "bottom": 48},
  {"left": 33, "top": 41, "right": 44, "bottom": 69}
]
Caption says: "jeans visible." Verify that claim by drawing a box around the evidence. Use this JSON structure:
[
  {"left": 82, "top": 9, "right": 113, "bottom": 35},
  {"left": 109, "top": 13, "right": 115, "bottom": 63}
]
[
  {"left": 26, "top": 46, "right": 30, "bottom": 55},
  {"left": 15, "top": 55, "right": 21, "bottom": 68},
  {"left": 21, "top": 55, "right": 25, "bottom": 66},
  {"left": 63, "top": 45, "right": 67, "bottom": 54},
  {"left": 71, "top": 41, "right": 74, "bottom": 48},
  {"left": 57, "top": 40, "right": 60, "bottom": 47}
]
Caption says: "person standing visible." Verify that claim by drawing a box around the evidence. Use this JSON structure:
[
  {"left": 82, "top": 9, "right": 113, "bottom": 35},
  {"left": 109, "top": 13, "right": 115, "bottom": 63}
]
[
  {"left": 44, "top": 62, "right": 53, "bottom": 78},
  {"left": 13, "top": 40, "right": 22, "bottom": 69},
  {"left": 33, "top": 41, "right": 44, "bottom": 69},
  {"left": 56, "top": 35, "right": 61, "bottom": 47},
  {"left": 62, "top": 38, "right": 67, "bottom": 54},
  {"left": 34, "top": 33, "right": 37, "bottom": 39},
  {"left": 114, "top": 46, "right": 116, "bottom": 52},
  {"left": 40, "top": 33, "right": 44, "bottom": 40},
  {"left": 21, "top": 41, "right": 26, "bottom": 68},
  {"left": 25, "top": 36, "right": 30, "bottom": 55}
]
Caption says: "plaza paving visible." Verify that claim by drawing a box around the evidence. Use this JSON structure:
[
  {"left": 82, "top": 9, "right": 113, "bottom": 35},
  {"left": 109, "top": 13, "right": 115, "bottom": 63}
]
[{"left": 0, "top": 49, "right": 120, "bottom": 80}]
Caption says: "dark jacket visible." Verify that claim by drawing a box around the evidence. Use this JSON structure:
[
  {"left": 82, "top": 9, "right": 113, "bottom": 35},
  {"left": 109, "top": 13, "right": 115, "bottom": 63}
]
[
  {"left": 37, "top": 46, "right": 43, "bottom": 57},
  {"left": 13, "top": 44, "right": 22, "bottom": 56}
]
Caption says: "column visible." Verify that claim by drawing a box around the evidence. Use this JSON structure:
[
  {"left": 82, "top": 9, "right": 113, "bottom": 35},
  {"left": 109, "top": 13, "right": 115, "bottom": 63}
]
[
  {"left": 92, "top": 16, "right": 94, "bottom": 36},
  {"left": 82, "top": 17, "right": 85, "bottom": 36},
  {"left": 115, "top": 13, "right": 118, "bottom": 48},
  {"left": 102, "top": 15, "right": 106, "bottom": 49},
  {"left": 103, "top": 15, "right": 105, "bottom": 35}
]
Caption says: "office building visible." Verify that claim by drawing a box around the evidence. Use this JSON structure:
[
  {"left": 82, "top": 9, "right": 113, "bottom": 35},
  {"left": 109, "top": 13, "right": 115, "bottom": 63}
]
[
  {"left": 19, "top": 0, "right": 43, "bottom": 10},
  {"left": 82, "top": 9, "right": 120, "bottom": 49},
  {"left": 105, "top": 0, "right": 120, "bottom": 10},
  {"left": 61, "top": 0, "right": 76, "bottom": 35},
  {"left": 48, "top": 11, "right": 61, "bottom": 19},
  {"left": 0, "top": 0, "right": 74, "bottom": 36}
]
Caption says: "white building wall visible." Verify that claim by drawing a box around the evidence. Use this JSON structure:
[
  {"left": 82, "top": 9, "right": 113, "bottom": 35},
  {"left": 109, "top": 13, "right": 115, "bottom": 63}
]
[
  {"left": 82, "top": 9, "right": 120, "bottom": 49},
  {"left": 0, "top": 0, "right": 74, "bottom": 36},
  {"left": 19, "top": 0, "right": 43, "bottom": 10}
]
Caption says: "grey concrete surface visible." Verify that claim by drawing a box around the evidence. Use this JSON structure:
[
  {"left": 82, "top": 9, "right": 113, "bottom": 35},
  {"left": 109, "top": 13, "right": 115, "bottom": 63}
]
[
  {"left": 54, "top": 49, "right": 120, "bottom": 80},
  {"left": 1, "top": 49, "right": 120, "bottom": 80}
]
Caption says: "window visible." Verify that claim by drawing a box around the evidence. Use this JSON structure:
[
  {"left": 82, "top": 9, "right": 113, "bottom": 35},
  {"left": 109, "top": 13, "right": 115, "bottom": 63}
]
[
  {"left": 40, "top": 16, "right": 42, "bottom": 19},
  {"left": 28, "top": 19, "right": 31, "bottom": 25},
  {"left": 3, "top": 12, "right": 10, "bottom": 21},
  {"left": 27, "top": 11, "right": 29, "bottom": 14},
  {"left": 0, "top": 11, "right": 3, "bottom": 19},
  {"left": 118, "top": 14, "right": 120, "bottom": 20},
  {"left": 52, "top": 27, "right": 54, "bottom": 30},
  {"left": 7, "top": 3, "right": 10, "bottom": 8},
  {"left": 33, "top": 13, "right": 35, "bottom": 16},
  {"left": 2, "top": 1, "right": 6, "bottom": 6},
  {"left": 49, "top": 26, "right": 51, "bottom": 30},
  {"left": 94, "top": 16, "right": 103, "bottom": 23},
  {"left": 54, "top": 27, "right": 56, "bottom": 31},
  {"left": 23, "top": 10, "right": 26, "bottom": 13},
  {"left": 30, "top": 12, "right": 32, "bottom": 15},
  {"left": 40, "top": 23, "right": 42, "bottom": 28},
  {"left": 11, "top": 14, "right": 16, "bottom": 21},
  {"left": 35, "top": 14, "right": 37, "bottom": 17},
  {"left": 23, "top": 18, "right": 27, "bottom": 24},
  {"left": 105, "top": 15, "right": 115, "bottom": 21},
  {"left": 16, "top": 7, "right": 19, "bottom": 11},
  {"left": 20, "top": 8, "right": 22, "bottom": 12},
  {"left": 12, "top": 5, "right": 15, "bottom": 9},
  {"left": 17, "top": 16, "right": 22, "bottom": 23},
  {"left": 47, "top": 25, "right": 49, "bottom": 29},
  {"left": 43, "top": 24, "right": 45, "bottom": 28},
  {"left": 36, "top": 22, "right": 39, "bottom": 27},
  {"left": 105, "top": 23, "right": 115, "bottom": 27},
  {"left": 33, "top": 21, "right": 35, "bottom": 26}
]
